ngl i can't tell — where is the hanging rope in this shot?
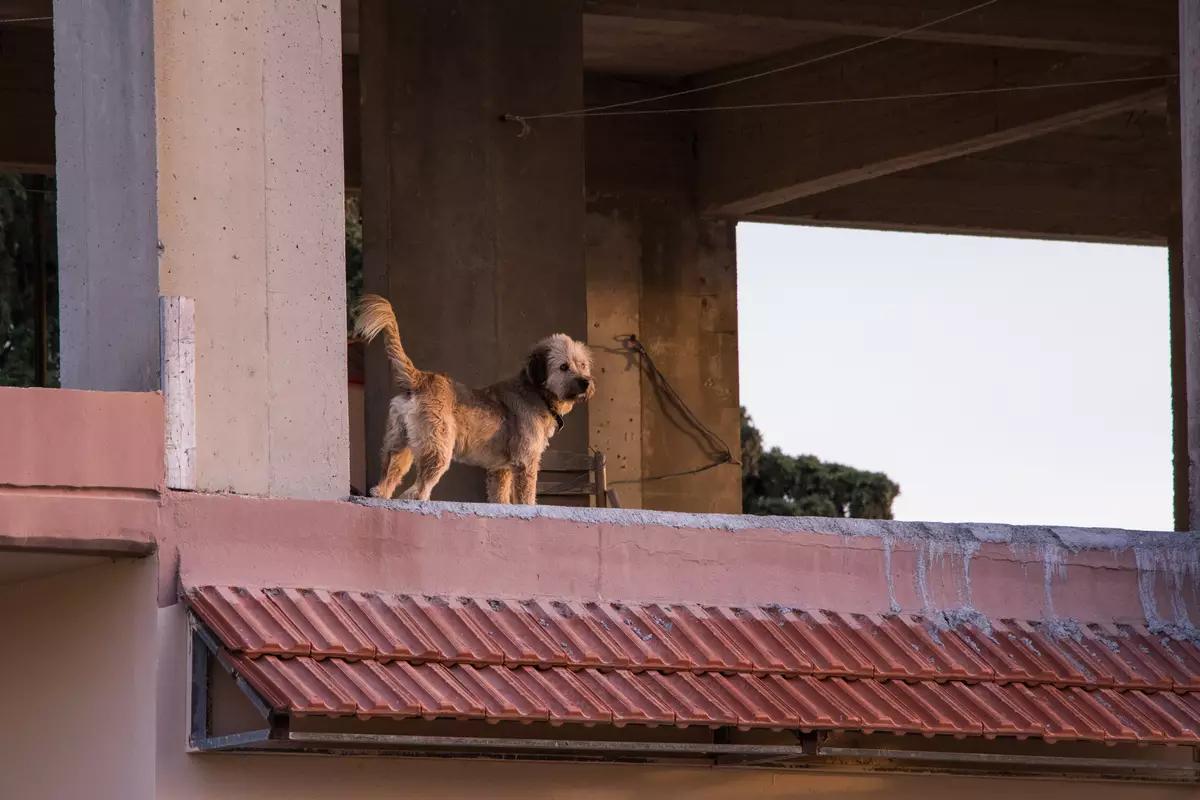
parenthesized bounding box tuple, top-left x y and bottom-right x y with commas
(609, 334, 740, 487)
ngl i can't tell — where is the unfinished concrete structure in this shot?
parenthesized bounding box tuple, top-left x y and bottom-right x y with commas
(4, 0, 1194, 517)
(2, 1, 1200, 796)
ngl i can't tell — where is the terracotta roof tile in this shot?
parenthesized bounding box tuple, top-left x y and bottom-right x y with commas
(264, 588, 376, 660)
(191, 586, 309, 657)
(187, 587, 1200, 744)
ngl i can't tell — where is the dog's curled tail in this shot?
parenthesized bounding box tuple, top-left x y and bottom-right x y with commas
(353, 294, 418, 390)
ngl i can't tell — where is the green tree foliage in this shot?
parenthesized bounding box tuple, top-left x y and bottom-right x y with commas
(0, 180, 357, 391)
(345, 194, 364, 333)
(741, 408, 900, 519)
(0, 175, 58, 387)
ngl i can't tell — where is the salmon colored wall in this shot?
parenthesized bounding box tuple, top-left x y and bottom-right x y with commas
(162, 493, 1200, 625)
(0, 386, 163, 492)
(0, 559, 157, 800)
(1, 484, 1196, 626)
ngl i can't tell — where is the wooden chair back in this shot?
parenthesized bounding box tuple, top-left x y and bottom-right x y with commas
(537, 450, 616, 508)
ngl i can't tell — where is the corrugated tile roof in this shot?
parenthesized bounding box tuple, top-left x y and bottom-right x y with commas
(186, 586, 1200, 744)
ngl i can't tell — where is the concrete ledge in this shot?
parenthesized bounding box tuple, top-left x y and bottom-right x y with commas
(0, 387, 164, 492)
(0, 534, 156, 559)
(164, 493, 1199, 637)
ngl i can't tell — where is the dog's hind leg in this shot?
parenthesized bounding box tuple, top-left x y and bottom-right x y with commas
(487, 468, 514, 504)
(372, 446, 413, 499)
(400, 445, 451, 501)
(371, 404, 413, 499)
(400, 412, 454, 502)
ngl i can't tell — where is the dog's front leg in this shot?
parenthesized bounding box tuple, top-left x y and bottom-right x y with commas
(512, 462, 538, 505)
(487, 468, 514, 504)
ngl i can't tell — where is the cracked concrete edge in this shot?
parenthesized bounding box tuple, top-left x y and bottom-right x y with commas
(350, 496, 1200, 556)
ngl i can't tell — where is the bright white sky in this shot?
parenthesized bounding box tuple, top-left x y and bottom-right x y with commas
(737, 223, 1173, 531)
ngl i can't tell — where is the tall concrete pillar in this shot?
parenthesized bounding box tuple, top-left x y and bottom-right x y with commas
(54, 0, 349, 499)
(360, 0, 587, 501)
(1179, 0, 1200, 529)
(585, 79, 742, 514)
(54, 0, 160, 392)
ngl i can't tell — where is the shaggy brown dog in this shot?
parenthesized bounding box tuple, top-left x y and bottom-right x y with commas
(353, 294, 595, 504)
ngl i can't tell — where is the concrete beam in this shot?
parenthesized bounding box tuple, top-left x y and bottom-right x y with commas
(0, 27, 53, 173)
(696, 41, 1166, 216)
(751, 110, 1170, 245)
(585, 0, 1174, 58)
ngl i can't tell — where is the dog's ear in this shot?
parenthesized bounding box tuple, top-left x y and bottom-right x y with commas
(525, 345, 549, 388)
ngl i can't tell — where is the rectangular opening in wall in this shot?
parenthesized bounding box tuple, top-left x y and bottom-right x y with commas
(738, 223, 1170, 530)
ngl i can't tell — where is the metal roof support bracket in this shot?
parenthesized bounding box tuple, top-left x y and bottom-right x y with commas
(187, 615, 286, 753)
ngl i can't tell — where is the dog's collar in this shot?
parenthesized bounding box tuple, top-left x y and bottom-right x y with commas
(542, 396, 565, 433)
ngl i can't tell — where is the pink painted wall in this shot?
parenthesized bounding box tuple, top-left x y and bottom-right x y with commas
(0, 386, 163, 492)
(166, 493, 1199, 627)
(1, 482, 1195, 628)
(0, 558, 157, 800)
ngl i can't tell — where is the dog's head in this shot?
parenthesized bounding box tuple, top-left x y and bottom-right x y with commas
(525, 334, 595, 406)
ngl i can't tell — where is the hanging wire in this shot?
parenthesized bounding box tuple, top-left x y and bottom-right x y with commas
(504, 0, 1005, 126)
(0, 16, 52, 25)
(557, 74, 1176, 118)
(609, 334, 740, 487)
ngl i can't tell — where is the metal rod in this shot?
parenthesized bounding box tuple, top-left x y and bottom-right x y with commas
(188, 630, 210, 748)
(189, 615, 277, 720)
(284, 732, 812, 757)
(203, 730, 1198, 780)
(818, 747, 1200, 773)
(194, 729, 275, 752)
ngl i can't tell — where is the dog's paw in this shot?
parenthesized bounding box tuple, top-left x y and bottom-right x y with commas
(369, 486, 388, 499)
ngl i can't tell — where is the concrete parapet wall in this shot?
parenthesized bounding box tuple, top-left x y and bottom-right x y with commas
(0, 386, 163, 493)
(167, 494, 1199, 633)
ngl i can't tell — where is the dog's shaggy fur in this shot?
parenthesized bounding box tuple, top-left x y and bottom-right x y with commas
(353, 294, 595, 504)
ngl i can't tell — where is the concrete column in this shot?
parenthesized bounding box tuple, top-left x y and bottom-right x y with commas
(584, 79, 742, 514)
(639, 211, 741, 514)
(54, 0, 160, 391)
(1168, 76, 1189, 531)
(1180, 0, 1200, 530)
(360, 0, 587, 501)
(54, 0, 349, 499)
